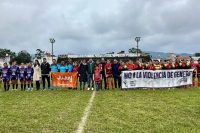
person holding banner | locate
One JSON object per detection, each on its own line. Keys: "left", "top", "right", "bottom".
{"left": 50, "top": 59, "right": 59, "bottom": 90}
{"left": 78, "top": 59, "right": 88, "bottom": 90}
{"left": 190, "top": 59, "right": 197, "bottom": 86}
{"left": 154, "top": 60, "right": 162, "bottom": 70}
{"left": 58, "top": 61, "right": 68, "bottom": 73}
{"left": 58, "top": 61, "right": 68, "bottom": 89}
{"left": 67, "top": 59, "right": 73, "bottom": 72}
{"left": 126, "top": 60, "right": 135, "bottom": 70}
{"left": 112, "top": 59, "right": 121, "bottom": 89}
{"left": 105, "top": 59, "right": 114, "bottom": 90}
{"left": 33, "top": 60, "right": 41, "bottom": 91}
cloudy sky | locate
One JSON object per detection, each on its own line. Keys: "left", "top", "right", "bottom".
{"left": 0, "top": 0, "right": 199, "bottom": 55}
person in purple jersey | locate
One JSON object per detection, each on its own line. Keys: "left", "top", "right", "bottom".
{"left": 26, "top": 63, "right": 34, "bottom": 91}
{"left": 1, "top": 63, "right": 11, "bottom": 91}
{"left": 19, "top": 63, "right": 27, "bottom": 91}
{"left": 10, "top": 61, "right": 20, "bottom": 90}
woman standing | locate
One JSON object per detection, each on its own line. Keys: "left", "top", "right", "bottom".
{"left": 33, "top": 60, "right": 41, "bottom": 91}
{"left": 78, "top": 59, "right": 88, "bottom": 90}
{"left": 105, "top": 59, "right": 114, "bottom": 90}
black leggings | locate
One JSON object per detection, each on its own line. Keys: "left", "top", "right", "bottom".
{"left": 36, "top": 81, "right": 40, "bottom": 90}
{"left": 42, "top": 75, "right": 50, "bottom": 89}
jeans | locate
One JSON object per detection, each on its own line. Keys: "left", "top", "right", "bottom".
{"left": 88, "top": 74, "right": 94, "bottom": 88}
{"left": 96, "top": 82, "right": 101, "bottom": 91}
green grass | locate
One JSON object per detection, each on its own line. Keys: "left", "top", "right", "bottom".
{"left": 0, "top": 85, "right": 200, "bottom": 133}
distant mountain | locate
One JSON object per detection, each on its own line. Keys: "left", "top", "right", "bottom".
{"left": 144, "top": 51, "right": 193, "bottom": 59}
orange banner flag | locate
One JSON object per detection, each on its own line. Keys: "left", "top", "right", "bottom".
{"left": 51, "top": 72, "right": 78, "bottom": 88}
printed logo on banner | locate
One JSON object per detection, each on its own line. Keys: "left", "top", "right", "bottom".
{"left": 123, "top": 80, "right": 128, "bottom": 88}
{"left": 177, "top": 77, "right": 187, "bottom": 85}
{"left": 130, "top": 80, "right": 136, "bottom": 87}
{"left": 57, "top": 76, "right": 72, "bottom": 82}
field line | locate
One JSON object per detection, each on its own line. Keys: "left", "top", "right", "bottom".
{"left": 75, "top": 91, "right": 96, "bottom": 133}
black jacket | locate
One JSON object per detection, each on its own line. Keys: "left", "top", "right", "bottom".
{"left": 41, "top": 62, "right": 51, "bottom": 75}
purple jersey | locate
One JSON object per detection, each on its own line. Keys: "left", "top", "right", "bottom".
{"left": 10, "top": 65, "right": 19, "bottom": 80}
{"left": 1, "top": 67, "right": 11, "bottom": 82}
{"left": 19, "top": 67, "right": 27, "bottom": 81}
{"left": 26, "top": 67, "right": 34, "bottom": 81}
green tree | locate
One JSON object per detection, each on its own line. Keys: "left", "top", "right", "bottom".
{"left": 128, "top": 47, "right": 142, "bottom": 54}
{"left": 15, "top": 50, "right": 31, "bottom": 64}
{"left": 0, "top": 48, "right": 16, "bottom": 58}
{"left": 194, "top": 53, "right": 200, "bottom": 57}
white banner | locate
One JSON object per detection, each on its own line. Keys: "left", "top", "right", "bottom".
{"left": 122, "top": 69, "right": 194, "bottom": 88}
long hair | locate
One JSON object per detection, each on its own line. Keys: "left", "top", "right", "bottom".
{"left": 34, "top": 60, "right": 40, "bottom": 67}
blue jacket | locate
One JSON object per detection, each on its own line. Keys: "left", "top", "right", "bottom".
{"left": 112, "top": 64, "right": 120, "bottom": 78}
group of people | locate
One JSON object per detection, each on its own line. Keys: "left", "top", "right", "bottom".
{"left": 0, "top": 57, "right": 200, "bottom": 92}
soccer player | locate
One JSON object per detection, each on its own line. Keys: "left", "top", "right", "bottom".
{"left": 58, "top": 61, "right": 67, "bottom": 73}
{"left": 78, "top": 59, "right": 88, "bottom": 90}
{"left": 147, "top": 61, "right": 155, "bottom": 70}
{"left": 67, "top": 59, "right": 73, "bottom": 72}
{"left": 58, "top": 61, "right": 68, "bottom": 89}
{"left": 72, "top": 61, "right": 79, "bottom": 72}
{"left": 10, "top": 61, "right": 19, "bottom": 90}
{"left": 19, "top": 63, "right": 27, "bottom": 91}
{"left": 50, "top": 59, "right": 59, "bottom": 90}
{"left": 41, "top": 58, "right": 51, "bottom": 90}
{"left": 1, "top": 63, "right": 11, "bottom": 91}
{"left": 93, "top": 60, "right": 102, "bottom": 91}
{"left": 105, "top": 59, "right": 114, "bottom": 90}
{"left": 154, "top": 60, "right": 162, "bottom": 70}
{"left": 190, "top": 59, "right": 197, "bottom": 87}
{"left": 26, "top": 63, "right": 34, "bottom": 91}
{"left": 126, "top": 60, "right": 136, "bottom": 70}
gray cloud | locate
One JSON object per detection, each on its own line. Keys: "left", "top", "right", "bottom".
{"left": 0, "top": 0, "right": 199, "bottom": 55}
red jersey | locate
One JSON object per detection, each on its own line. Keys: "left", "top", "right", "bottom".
{"left": 148, "top": 65, "right": 155, "bottom": 70}
{"left": 190, "top": 63, "right": 197, "bottom": 69}
{"left": 73, "top": 65, "right": 79, "bottom": 72}
{"left": 164, "top": 64, "right": 172, "bottom": 69}
{"left": 105, "top": 63, "right": 112, "bottom": 77}
{"left": 126, "top": 63, "right": 135, "bottom": 70}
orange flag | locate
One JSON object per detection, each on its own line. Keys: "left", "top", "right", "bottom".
{"left": 51, "top": 72, "right": 78, "bottom": 88}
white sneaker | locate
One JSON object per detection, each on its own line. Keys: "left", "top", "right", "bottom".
{"left": 88, "top": 88, "right": 90, "bottom": 90}
{"left": 27, "top": 88, "right": 30, "bottom": 91}
{"left": 31, "top": 88, "right": 33, "bottom": 91}
{"left": 91, "top": 88, "right": 94, "bottom": 91}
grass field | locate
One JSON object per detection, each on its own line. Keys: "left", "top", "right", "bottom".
{"left": 0, "top": 87, "right": 200, "bottom": 133}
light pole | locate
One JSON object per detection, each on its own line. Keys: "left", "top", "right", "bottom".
{"left": 135, "top": 37, "right": 141, "bottom": 58}
{"left": 50, "top": 38, "right": 55, "bottom": 61}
